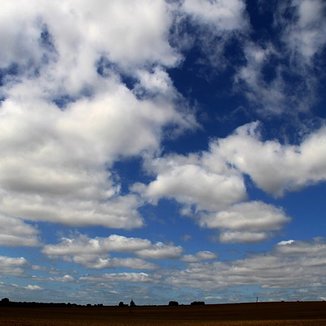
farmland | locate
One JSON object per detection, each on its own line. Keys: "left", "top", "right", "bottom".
{"left": 0, "top": 302, "right": 325, "bottom": 325}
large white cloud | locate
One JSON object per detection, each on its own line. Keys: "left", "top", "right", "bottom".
{"left": 134, "top": 138, "right": 292, "bottom": 243}
{"left": 217, "top": 122, "right": 326, "bottom": 196}
{"left": 0, "top": 0, "right": 179, "bottom": 76}
{"left": 0, "top": 86, "right": 189, "bottom": 228}
{"left": 133, "top": 151, "right": 246, "bottom": 212}
{"left": 0, "top": 0, "right": 197, "bottom": 228}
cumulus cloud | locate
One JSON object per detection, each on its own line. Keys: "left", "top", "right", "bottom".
{"left": 0, "top": 0, "right": 179, "bottom": 79}
{"left": 0, "top": 83, "right": 192, "bottom": 228}
{"left": 42, "top": 233, "right": 182, "bottom": 269}
{"left": 168, "top": 238, "right": 326, "bottom": 290}
{"left": 217, "top": 122, "right": 326, "bottom": 196}
{"left": 133, "top": 151, "right": 246, "bottom": 213}
{"left": 199, "top": 201, "right": 290, "bottom": 243}
{"left": 134, "top": 136, "right": 292, "bottom": 243}
{"left": 0, "top": 256, "right": 27, "bottom": 275}
{"left": 0, "top": 0, "right": 197, "bottom": 229}
{"left": 0, "top": 213, "right": 39, "bottom": 246}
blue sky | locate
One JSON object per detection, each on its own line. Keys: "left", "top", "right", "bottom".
{"left": 0, "top": 0, "right": 326, "bottom": 305}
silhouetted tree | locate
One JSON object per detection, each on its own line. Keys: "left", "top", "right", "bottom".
{"left": 190, "top": 301, "right": 205, "bottom": 306}
{"left": 0, "top": 298, "right": 10, "bottom": 306}
{"left": 169, "top": 301, "right": 179, "bottom": 306}
{"left": 119, "top": 301, "right": 128, "bottom": 307}
{"left": 130, "top": 299, "right": 136, "bottom": 307}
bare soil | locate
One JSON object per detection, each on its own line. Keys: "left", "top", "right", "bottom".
{"left": 0, "top": 301, "right": 325, "bottom": 325}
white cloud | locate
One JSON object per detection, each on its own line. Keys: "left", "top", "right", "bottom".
{"left": 0, "top": 213, "right": 39, "bottom": 246}
{"left": 181, "top": 0, "right": 247, "bottom": 31}
{"left": 237, "top": 1, "right": 326, "bottom": 114}
{"left": 0, "top": 256, "right": 27, "bottom": 275}
{"left": 276, "top": 239, "right": 326, "bottom": 256}
{"left": 80, "top": 272, "right": 152, "bottom": 283}
{"left": 0, "top": 84, "right": 192, "bottom": 228}
{"left": 0, "top": 0, "right": 198, "bottom": 229}
{"left": 25, "top": 284, "right": 42, "bottom": 291}
{"left": 200, "top": 201, "right": 290, "bottom": 243}
{"left": 278, "top": 240, "right": 295, "bottom": 246}
{"left": 217, "top": 122, "right": 326, "bottom": 196}
{"left": 49, "top": 275, "right": 74, "bottom": 283}
{"left": 77, "top": 257, "right": 156, "bottom": 270}
{"left": 182, "top": 251, "right": 217, "bottom": 263}
{"left": 43, "top": 233, "right": 182, "bottom": 268}
{"left": 134, "top": 67, "right": 174, "bottom": 96}
{"left": 235, "top": 42, "right": 290, "bottom": 114}
{"left": 219, "top": 231, "right": 267, "bottom": 243}
{"left": 178, "top": 0, "right": 248, "bottom": 71}
{"left": 168, "top": 238, "right": 326, "bottom": 290}
{"left": 0, "top": 0, "right": 179, "bottom": 76}
{"left": 43, "top": 234, "right": 150, "bottom": 257}
{"left": 135, "top": 138, "right": 291, "bottom": 243}
{"left": 134, "top": 151, "right": 246, "bottom": 213}
{"left": 136, "top": 242, "right": 183, "bottom": 260}
{"left": 281, "top": 0, "right": 326, "bottom": 63}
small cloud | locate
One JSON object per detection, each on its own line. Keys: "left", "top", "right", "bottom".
{"left": 50, "top": 274, "right": 74, "bottom": 282}
{"left": 25, "top": 285, "right": 42, "bottom": 291}
{"left": 182, "top": 251, "right": 217, "bottom": 263}
{"left": 278, "top": 240, "right": 295, "bottom": 246}
{"left": 181, "top": 234, "right": 192, "bottom": 242}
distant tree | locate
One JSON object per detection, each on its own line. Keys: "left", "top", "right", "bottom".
{"left": 190, "top": 301, "right": 205, "bottom": 306}
{"left": 0, "top": 298, "right": 10, "bottom": 305}
{"left": 130, "top": 299, "right": 136, "bottom": 307}
{"left": 168, "top": 301, "right": 179, "bottom": 306}
{"left": 119, "top": 301, "right": 127, "bottom": 307}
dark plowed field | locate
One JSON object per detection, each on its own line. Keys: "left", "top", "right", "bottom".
{"left": 0, "top": 302, "right": 326, "bottom": 325}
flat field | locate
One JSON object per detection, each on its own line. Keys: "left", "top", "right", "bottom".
{"left": 0, "top": 302, "right": 325, "bottom": 325}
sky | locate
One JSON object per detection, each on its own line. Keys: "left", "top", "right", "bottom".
{"left": 0, "top": 0, "right": 326, "bottom": 305}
